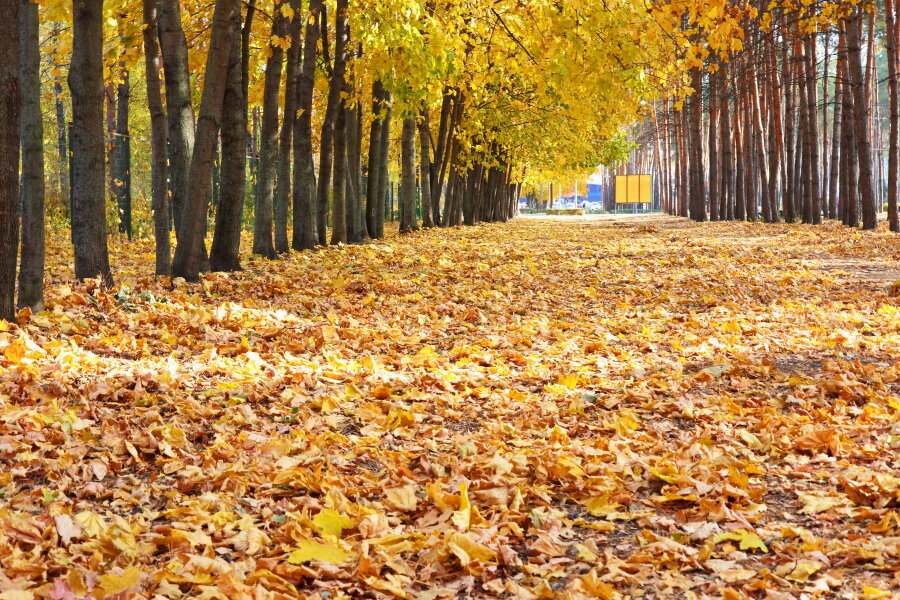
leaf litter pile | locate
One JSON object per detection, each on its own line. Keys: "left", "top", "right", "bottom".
{"left": 1, "top": 217, "right": 899, "bottom": 600}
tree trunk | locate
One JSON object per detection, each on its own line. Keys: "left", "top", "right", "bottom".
{"left": 210, "top": 5, "right": 246, "bottom": 272}
{"left": 158, "top": 0, "right": 195, "bottom": 238}
{"left": 708, "top": 68, "right": 719, "bottom": 221}
{"left": 18, "top": 0, "right": 44, "bottom": 311}
{"left": 346, "top": 97, "right": 366, "bottom": 243}
{"left": 54, "top": 78, "right": 69, "bottom": 216}
{"left": 887, "top": 0, "right": 900, "bottom": 232}
{"left": 365, "top": 80, "right": 385, "bottom": 238}
{"left": 419, "top": 108, "right": 435, "bottom": 228}
{"left": 375, "top": 94, "right": 392, "bottom": 237}
{"left": 0, "top": 0, "right": 20, "bottom": 321}
{"left": 143, "top": 0, "right": 170, "bottom": 275}
{"left": 113, "top": 69, "right": 132, "bottom": 239}
{"left": 171, "top": 0, "right": 239, "bottom": 281}
{"left": 315, "top": 0, "right": 349, "bottom": 245}
{"left": 69, "top": 0, "right": 113, "bottom": 285}
{"left": 274, "top": 0, "right": 301, "bottom": 253}
{"left": 846, "top": 8, "right": 878, "bottom": 229}
{"left": 253, "top": 7, "right": 285, "bottom": 258}
{"left": 330, "top": 101, "right": 349, "bottom": 244}
{"left": 689, "top": 69, "right": 706, "bottom": 221}
{"left": 292, "top": 0, "right": 321, "bottom": 251}
{"left": 399, "top": 116, "right": 419, "bottom": 233}
{"left": 804, "top": 34, "right": 821, "bottom": 224}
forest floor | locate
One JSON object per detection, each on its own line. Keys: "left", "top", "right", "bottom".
{"left": 1, "top": 216, "right": 899, "bottom": 600}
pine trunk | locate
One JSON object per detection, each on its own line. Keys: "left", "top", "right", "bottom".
{"left": 887, "top": 0, "right": 900, "bottom": 232}
{"left": 846, "top": 8, "right": 877, "bottom": 229}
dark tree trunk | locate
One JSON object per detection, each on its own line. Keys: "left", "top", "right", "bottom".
{"left": 399, "top": 116, "right": 419, "bottom": 233}
{"left": 18, "top": 0, "right": 44, "bottom": 311}
{"left": 316, "top": 0, "right": 349, "bottom": 245}
{"left": 158, "top": 0, "right": 195, "bottom": 238}
{"left": 291, "top": 0, "right": 321, "bottom": 251}
{"left": 54, "top": 78, "right": 69, "bottom": 216}
{"left": 253, "top": 7, "right": 285, "bottom": 258}
{"left": 0, "top": 0, "right": 20, "bottom": 321}
{"left": 346, "top": 97, "right": 366, "bottom": 243}
{"left": 365, "top": 80, "right": 385, "bottom": 238}
{"left": 274, "top": 0, "right": 301, "bottom": 253}
{"left": 143, "top": 0, "right": 170, "bottom": 276}
{"left": 804, "top": 35, "right": 821, "bottom": 224}
{"left": 846, "top": 8, "right": 877, "bottom": 229}
{"left": 210, "top": 5, "right": 246, "bottom": 272}
{"left": 688, "top": 69, "right": 706, "bottom": 221}
{"left": 828, "top": 50, "right": 844, "bottom": 222}
{"left": 418, "top": 108, "right": 435, "bottom": 228}
{"left": 708, "top": 68, "right": 719, "bottom": 221}
{"left": 331, "top": 100, "right": 349, "bottom": 244}
{"left": 113, "top": 69, "right": 132, "bottom": 239}
{"left": 375, "top": 95, "right": 392, "bottom": 237}
{"left": 171, "top": 0, "right": 239, "bottom": 281}
{"left": 69, "top": 0, "right": 112, "bottom": 285}
{"left": 887, "top": 0, "right": 899, "bottom": 232}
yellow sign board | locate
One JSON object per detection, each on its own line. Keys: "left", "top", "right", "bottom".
{"left": 615, "top": 174, "right": 652, "bottom": 204}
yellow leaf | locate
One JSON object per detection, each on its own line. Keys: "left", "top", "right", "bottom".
{"left": 712, "top": 529, "right": 768, "bottom": 553}
{"left": 862, "top": 586, "right": 890, "bottom": 599}
{"left": 0, "top": 592, "right": 34, "bottom": 600}
{"left": 74, "top": 511, "right": 106, "bottom": 537}
{"left": 385, "top": 485, "right": 418, "bottom": 512}
{"left": 286, "top": 539, "right": 352, "bottom": 564}
{"left": 557, "top": 373, "right": 579, "bottom": 390}
{"left": 313, "top": 508, "right": 355, "bottom": 537}
{"left": 585, "top": 497, "right": 621, "bottom": 517}
{"left": 452, "top": 482, "right": 471, "bottom": 531}
{"left": 786, "top": 559, "right": 823, "bottom": 582}
{"left": 97, "top": 566, "right": 141, "bottom": 596}
{"left": 3, "top": 338, "right": 26, "bottom": 363}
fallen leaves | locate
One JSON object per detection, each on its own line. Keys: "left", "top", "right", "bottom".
{"left": 0, "top": 217, "right": 897, "bottom": 599}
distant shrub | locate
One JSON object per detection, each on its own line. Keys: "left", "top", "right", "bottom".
{"left": 546, "top": 208, "right": 585, "bottom": 216}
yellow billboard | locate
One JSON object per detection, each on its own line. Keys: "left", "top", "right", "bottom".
{"left": 615, "top": 174, "right": 652, "bottom": 204}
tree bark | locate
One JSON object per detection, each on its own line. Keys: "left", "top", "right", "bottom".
{"left": 274, "top": 0, "right": 301, "bottom": 253}
{"left": 210, "top": 4, "right": 247, "bottom": 272}
{"left": 113, "top": 68, "right": 132, "bottom": 239}
{"left": 375, "top": 94, "right": 393, "bottom": 237}
{"left": 418, "top": 108, "right": 435, "bottom": 228}
{"left": 171, "top": 0, "right": 239, "bottom": 281}
{"left": 158, "top": 0, "right": 195, "bottom": 238}
{"left": 143, "top": 0, "right": 170, "bottom": 275}
{"left": 399, "top": 116, "right": 419, "bottom": 233}
{"left": 253, "top": 6, "right": 285, "bottom": 258}
{"left": 365, "top": 80, "right": 385, "bottom": 237}
{"left": 346, "top": 96, "right": 366, "bottom": 243}
{"left": 315, "top": 0, "right": 349, "bottom": 245}
{"left": 69, "top": 0, "right": 113, "bottom": 285}
{"left": 0, "top": 0, "right": 20, "bottom": 321}
{"left": 846, "top": 8, "right": 877, "bottom": 229}
{"left": 18, "top": 0, "right": 44, "bottom": 311}
{"left": 292, "top": 0, "right": 321, "bottom": 251}
{"left": 887, "top": 0, "right": 900, "bottom": 232}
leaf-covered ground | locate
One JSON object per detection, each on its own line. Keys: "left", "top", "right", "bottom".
{"left": 1, "top": 217, "right": 899, "bottom": 600}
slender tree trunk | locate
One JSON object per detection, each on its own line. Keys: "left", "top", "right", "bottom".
{"left": 346, "top": 96, "right": 365, "bottom": 243}
{"left": 210, "top": 5, "right": 246, "bottom": 272}
{"left": 331, "top": 100, "right": 349, "bottom": 244}
{"left": 158, "top": 0, "right": 195, "bottom": 239}
{"left": 365, "top": 80, "right": 385, "bottom": 237}
{"left": 0, "top": 0, "right": 20, "bottom": 321}
{"left": 316, "top": 0, "right": 349, "bottom": 245}
{"left": 274, "top": 0, "right": 301, "bottom": 253}
{"left": 399, "top": 116, "right": 418, "bottom": 233}
{"left": 113, "top": 69, "right": 132, "bottom": 239}
{"left": 887, "top": 0, "right": 900, "bottom": 232}
{"left": 828, "top": 50, "right": 844, "bottom": 221}
{"left": 171, "top": 0, "right": 239, "bottom": 281}
{"left": 708, "top": 68, "right": 719, "bottom": 221}
{"left": 375, "top": 95, "right": 392, "bottom": 237}
{"left": 143, "top": 0, "right": 170, "bottom": 275}
{"left": 804, "top": 34, "right": 821, "bottom": 224}
{"left": 18, "top": 0, "right": 44, "bottom": 310}
{"left": 419, "top": 108, "right": 435, "bottom": 228}
{"left": 719, "top": 77, "right": 732, "bottom": 220}
{"left": 292, "top": 0, "right": 321, "bottom": 251}
{"left": 846, "top": 8, "right": 878, "bottom": 229}
{"left": 69, "top": 0, "right": 112, "bottom": 285}
{"left": 750, "top": 65, "right": 771, "bottom": 222}
{"left": 253, "top": 8, "right": 285, "bottom": 258}
{"left": 54, "top": 77, "right": 70, "bottom": 216}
